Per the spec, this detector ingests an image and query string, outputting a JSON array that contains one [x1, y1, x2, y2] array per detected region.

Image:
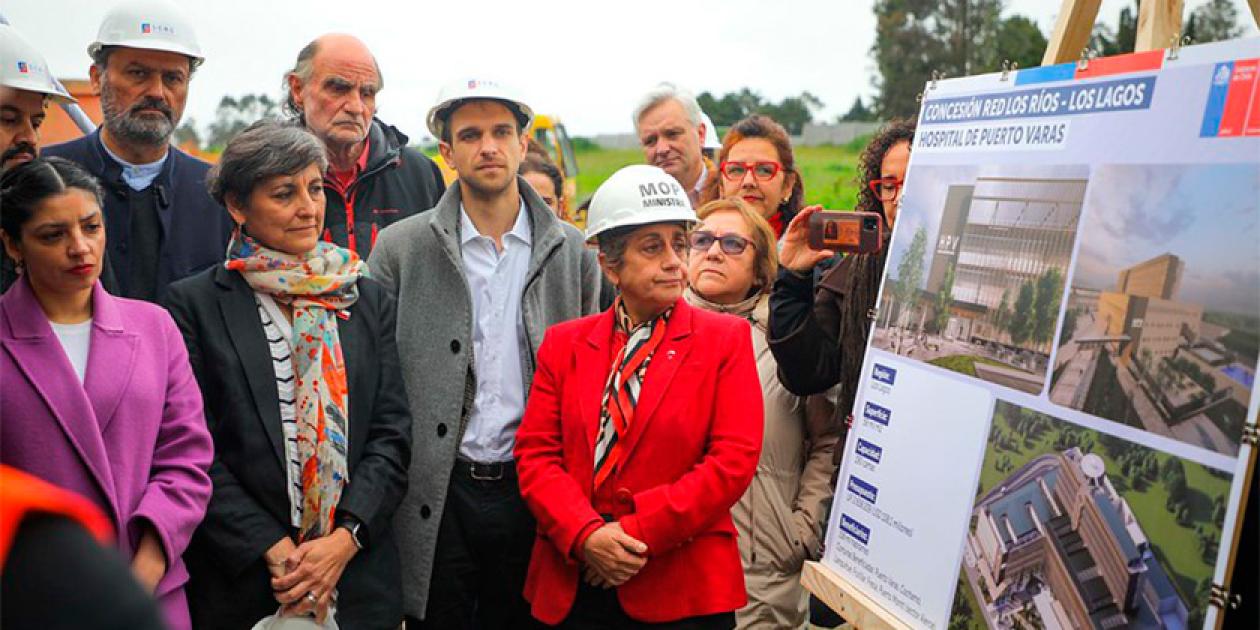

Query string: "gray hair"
[[206, 120, 328, 207], [597, 225, 637, 271], [282, 38, 384, 119], [632, 82, 702, 131], [596, 221, 692, 274]]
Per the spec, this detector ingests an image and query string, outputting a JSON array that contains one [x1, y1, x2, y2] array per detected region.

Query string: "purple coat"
[[1, 278, 213, 630]]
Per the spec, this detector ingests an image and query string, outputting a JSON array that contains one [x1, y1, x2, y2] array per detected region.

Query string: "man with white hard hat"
[[283, 34, 445, 260], [45, 0, 232, 303], [368, 78, 602, 629], [0, 24, 84, 292], [0, 25, 73, 171], [700, 110, 721, 161], [633, 82, 714, 207]]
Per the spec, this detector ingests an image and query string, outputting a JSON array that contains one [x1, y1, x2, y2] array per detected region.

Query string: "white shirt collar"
[[459, 199, 532, 247]]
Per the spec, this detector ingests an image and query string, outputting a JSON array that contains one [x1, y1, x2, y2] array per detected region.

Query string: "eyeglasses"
[[689, 230, 755, 255], [720, 161, 783, 182], [868, 177, 905, 201]]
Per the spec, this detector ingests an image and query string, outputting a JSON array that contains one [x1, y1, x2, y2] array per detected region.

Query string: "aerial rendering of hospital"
[[963, 448, 1188, 629]]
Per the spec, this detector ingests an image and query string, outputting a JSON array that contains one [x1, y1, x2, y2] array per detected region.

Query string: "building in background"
[[1098, 254, 1203, 367], [925, 176, 1086, 350], [40, 79, 99, 146]]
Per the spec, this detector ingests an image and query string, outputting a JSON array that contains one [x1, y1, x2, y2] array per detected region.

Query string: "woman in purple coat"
[[0, 157, 213, 630]]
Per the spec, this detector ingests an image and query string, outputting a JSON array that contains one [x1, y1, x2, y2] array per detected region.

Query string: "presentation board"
[[822, 37, 1260, 630]]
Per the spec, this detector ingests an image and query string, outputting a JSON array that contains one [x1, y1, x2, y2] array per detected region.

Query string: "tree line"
[[174, 1, 1249, 149], [865, 0, 1248, 121]]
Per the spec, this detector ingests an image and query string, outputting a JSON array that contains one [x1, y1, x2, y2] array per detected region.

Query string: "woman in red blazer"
[[515, 165, 764, 629]]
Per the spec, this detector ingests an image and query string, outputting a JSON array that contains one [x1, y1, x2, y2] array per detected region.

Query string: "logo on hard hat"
[[637, 180, 687, 208], [14, 60, 48, 78], [140, 22, 177, 36]]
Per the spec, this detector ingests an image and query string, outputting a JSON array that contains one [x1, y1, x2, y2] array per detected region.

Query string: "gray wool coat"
[[366, 178, 603, 620]]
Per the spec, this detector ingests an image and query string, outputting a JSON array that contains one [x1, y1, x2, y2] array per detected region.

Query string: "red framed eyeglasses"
[[868, 177, 905, 201], [720, 161, 783, 182]]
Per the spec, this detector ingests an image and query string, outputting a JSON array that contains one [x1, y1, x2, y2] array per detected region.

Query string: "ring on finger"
[[306, 592, 319, 605]]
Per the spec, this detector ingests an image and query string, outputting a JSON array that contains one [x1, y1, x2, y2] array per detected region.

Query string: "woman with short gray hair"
[[515, 165, 763, 628], [163, 119, 413, 629]]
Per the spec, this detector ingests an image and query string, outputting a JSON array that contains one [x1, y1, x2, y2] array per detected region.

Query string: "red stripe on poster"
[[1075, 50, 1164, 80], [1220, 59, 1259, 137], [1246, 61, 1260, 136]]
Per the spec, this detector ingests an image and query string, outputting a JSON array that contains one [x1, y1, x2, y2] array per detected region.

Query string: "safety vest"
[[0, 465, 113, 567]]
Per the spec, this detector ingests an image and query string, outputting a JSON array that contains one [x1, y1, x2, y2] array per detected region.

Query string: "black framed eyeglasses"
[[689, 230, 754, 255]]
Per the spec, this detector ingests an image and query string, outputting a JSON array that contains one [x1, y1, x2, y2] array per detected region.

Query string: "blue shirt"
[[99, 141, 168, 191]]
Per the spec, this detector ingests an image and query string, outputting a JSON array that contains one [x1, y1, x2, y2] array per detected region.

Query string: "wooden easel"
[[1043, 0, 1260, 65], [799, 1, 1260, 628], [800, 561, 911, 630]]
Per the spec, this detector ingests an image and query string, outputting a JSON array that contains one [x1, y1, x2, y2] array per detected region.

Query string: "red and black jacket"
[[322, 118, 446, 260]]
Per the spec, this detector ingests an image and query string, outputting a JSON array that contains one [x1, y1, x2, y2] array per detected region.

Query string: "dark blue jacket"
[[44, 130, 233, 301]]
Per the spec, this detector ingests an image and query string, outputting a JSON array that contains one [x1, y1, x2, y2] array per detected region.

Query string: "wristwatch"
[[337, 516, 365, 550]]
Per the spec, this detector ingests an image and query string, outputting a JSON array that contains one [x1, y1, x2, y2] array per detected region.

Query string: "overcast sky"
[[1073, 164, 1260, 315], [7, 0, 1257, 139]]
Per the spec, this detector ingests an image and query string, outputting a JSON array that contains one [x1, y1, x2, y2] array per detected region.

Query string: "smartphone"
[[807, 210, 884, 254]]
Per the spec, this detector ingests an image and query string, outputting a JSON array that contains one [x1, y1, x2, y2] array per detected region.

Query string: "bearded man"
[[45, 0, 232, 301]]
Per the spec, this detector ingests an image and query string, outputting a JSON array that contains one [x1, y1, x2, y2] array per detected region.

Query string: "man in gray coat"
[[367, 79, 602, 628]]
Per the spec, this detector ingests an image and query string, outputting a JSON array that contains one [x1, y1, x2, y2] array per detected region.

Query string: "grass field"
[[976, 402, 1230, 624], [573, 141, 866, 210], [424, 137, 869, 215]]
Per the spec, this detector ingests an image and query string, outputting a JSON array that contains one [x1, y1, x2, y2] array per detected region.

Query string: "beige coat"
[[732, 297, 840, 629]]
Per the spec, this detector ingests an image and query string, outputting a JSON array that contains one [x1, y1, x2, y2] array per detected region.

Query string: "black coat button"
[[420, 505, 432, 519], [450, 339, 461, 353], [437, 423, 447, 437]]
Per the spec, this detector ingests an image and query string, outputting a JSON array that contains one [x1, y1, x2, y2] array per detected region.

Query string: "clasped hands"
[[580, 522, 648, 589], [265, 529, 358, 623]]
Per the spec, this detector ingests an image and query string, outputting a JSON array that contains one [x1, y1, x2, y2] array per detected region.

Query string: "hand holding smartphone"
[[807, 210, 884, 254]]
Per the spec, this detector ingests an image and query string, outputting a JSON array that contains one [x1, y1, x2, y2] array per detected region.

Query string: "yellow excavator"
[[434, 113, 582, 226]]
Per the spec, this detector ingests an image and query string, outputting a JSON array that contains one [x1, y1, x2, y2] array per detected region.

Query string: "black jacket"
[[768, 252, 885, 470], [163, 266, 412, 630], [322, 119, 445, 260], [43, 130, 234, 302]]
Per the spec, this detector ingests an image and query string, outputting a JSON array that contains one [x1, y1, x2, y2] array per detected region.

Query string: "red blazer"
[[515, 298, 763, 625]]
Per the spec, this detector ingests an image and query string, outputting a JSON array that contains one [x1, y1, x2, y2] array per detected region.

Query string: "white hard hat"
[[700, 111, 720, 150], [87, 0, 204, 67], [427, 78, 534, 140], [585, 165, 697, 243], [0, 25, 75, 103]]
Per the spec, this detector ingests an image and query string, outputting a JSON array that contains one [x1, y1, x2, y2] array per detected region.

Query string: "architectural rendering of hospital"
[[963, 448, 1188, 629]]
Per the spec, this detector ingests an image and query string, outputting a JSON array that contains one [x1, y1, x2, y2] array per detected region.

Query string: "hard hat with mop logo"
[[585, 164, 697, 243]]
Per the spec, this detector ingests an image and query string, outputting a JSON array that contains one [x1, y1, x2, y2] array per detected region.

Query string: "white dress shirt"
[[688, 161, 708, 207], [458, 201, 532, 463]]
